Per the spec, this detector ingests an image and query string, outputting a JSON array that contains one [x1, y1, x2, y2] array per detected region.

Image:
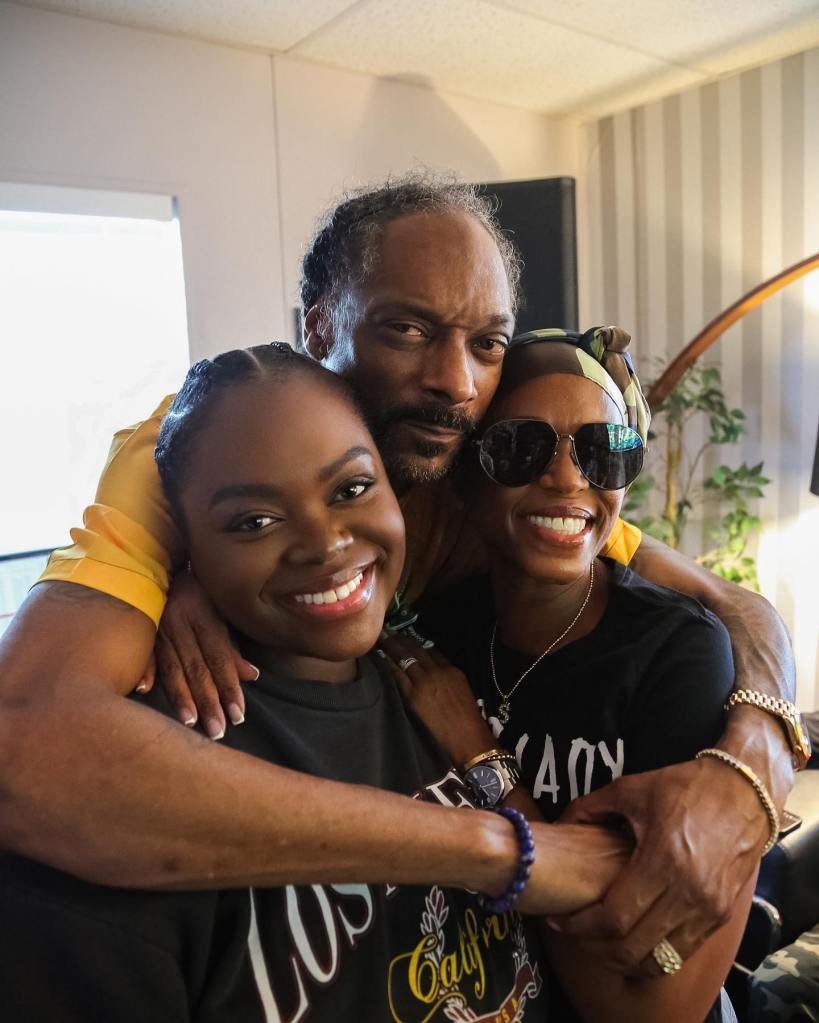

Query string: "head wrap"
[[507, 326, 651, 445]]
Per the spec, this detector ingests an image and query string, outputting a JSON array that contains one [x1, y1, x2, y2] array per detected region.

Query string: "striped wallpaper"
[[581, 46, 819, 708]]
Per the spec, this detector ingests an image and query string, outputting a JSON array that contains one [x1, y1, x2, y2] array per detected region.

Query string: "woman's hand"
[[518, 821, 632, 916], [378, 631, 496, 768], [136, 570, 259, 739]]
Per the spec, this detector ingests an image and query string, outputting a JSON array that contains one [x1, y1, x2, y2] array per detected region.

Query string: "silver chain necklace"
[[490, 561, 596, 726]]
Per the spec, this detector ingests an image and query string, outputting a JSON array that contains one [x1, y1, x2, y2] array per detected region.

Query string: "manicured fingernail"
[[248, 663, 260, 681], [180, 710, 197, 727], [205, 718, 225, 740], [228, 703, 245, 725], [135, 682, 148, 694]]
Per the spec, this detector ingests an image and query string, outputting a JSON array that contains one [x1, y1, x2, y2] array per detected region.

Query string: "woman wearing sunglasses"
[[381, 328, 755, 1023]]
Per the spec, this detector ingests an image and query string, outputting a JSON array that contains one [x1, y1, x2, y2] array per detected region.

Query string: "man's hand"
[[146, 571, 258, 739], [551, 756, 769, 975]]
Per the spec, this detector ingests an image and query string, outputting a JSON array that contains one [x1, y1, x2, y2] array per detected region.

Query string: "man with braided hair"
[[0, 172, 801, 980]]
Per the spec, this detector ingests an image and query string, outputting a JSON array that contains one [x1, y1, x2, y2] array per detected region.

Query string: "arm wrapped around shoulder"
[[36, 396, 182, 625]]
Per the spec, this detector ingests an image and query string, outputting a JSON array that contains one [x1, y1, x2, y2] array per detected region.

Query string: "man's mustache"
[[375, 403, 476, 436]]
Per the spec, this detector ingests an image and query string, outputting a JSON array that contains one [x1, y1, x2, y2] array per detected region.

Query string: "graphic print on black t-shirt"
[[222, 659, 546, 1022], [419, 560, 735, 823], [0, 654, 547, 1023], [241, 767, 543, 1023], [415, 560, 736, 1023]]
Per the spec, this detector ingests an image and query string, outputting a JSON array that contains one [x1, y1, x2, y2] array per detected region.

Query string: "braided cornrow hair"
[[299, 171, 523, 341], [155, 343, 362, 527]]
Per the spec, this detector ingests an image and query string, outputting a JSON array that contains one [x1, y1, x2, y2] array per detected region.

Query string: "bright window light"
[[0, 198, 190, 561]]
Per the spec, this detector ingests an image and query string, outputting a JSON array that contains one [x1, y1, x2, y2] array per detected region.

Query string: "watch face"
[[468, 765, 504, 806]]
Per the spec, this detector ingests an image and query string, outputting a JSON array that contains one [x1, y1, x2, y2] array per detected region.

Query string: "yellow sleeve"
[[600, 517, 642, 565], [35, 396, 182, 627]]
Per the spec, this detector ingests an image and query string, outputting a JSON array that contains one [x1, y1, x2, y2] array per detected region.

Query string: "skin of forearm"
[[717, 705, 794, 816], [543, 872, 757, 1023], [629, 536, 796, 810], [710, 594, 796, 810], [0, 586, 624, 913], [702, 580, 796, 710], [630, 535, 795, 701], [418, 705, 630, 913], [0, 674, 627, 914], [506, 787, 631, 914], [0, 685, 479, 890], [527, 822, 630, 915], [0, 591, 509, 892]]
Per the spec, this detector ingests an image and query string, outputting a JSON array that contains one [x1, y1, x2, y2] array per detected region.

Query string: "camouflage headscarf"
[[507, 326, 651, 445]]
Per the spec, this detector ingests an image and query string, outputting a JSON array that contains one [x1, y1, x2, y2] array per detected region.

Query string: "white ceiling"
[[11, 0, 819, 117]]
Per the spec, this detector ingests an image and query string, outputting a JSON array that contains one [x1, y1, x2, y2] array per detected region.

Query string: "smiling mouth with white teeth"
[[526, 514, 589, 536], [287, 563, 376, 617], [294, 570, 365, 605]]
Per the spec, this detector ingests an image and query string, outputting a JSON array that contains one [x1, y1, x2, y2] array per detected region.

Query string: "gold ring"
[[398, 657, 418, 672], [652, 938, 683, 975]]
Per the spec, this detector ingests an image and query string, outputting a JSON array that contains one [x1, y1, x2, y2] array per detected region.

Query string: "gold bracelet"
[[463, 748, 515, 772], [696, 748, 780, 855]]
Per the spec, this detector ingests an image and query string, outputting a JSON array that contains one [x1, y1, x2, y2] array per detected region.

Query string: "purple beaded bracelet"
[[480, 806, 536, 915]]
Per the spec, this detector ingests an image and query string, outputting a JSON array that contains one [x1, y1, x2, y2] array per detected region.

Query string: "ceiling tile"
[[13, 0, 819, 116], [292, 0, 707, 114], [494, 0, 819, 71], [11, 0, 361, 51], [686, 15, 819, 74]]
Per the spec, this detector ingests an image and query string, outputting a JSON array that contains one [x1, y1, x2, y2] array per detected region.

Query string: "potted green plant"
[[625, 363, 770, 589]]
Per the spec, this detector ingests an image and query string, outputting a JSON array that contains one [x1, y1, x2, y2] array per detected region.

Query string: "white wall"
[[273, 56, 581, 313], [0, 2, 284, 362], [0, 2, 581, 362]]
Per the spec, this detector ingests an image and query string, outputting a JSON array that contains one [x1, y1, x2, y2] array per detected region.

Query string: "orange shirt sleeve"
[[601, 517, 642, 565], [34, 396, 182, 627]]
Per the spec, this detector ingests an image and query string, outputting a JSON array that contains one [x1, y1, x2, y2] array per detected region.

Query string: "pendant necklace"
[[490, 561, 595, 726]]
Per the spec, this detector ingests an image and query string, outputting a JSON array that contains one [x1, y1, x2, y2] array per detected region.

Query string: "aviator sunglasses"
[[476, 418, 644, 491]]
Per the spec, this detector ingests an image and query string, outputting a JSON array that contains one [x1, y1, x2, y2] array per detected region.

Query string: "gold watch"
[[462, 750, 520, 809], [726, 689, 812, 770]]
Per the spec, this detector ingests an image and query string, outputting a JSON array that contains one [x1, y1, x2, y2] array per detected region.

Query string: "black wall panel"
[[479, 176, 578, 334]]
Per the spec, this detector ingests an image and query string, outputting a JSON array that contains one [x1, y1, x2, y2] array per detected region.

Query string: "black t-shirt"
[[0, 654, 548, 1023], [419, 561, 735, 1023], [419, 559, 734, 822]]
